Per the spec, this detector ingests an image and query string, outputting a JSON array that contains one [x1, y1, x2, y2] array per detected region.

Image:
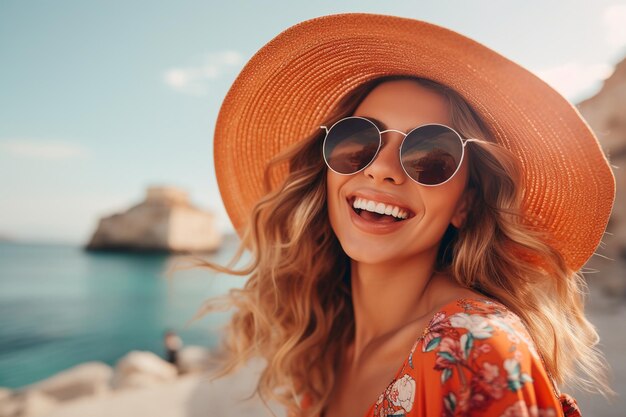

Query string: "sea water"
[[0, 234, 249, 389]]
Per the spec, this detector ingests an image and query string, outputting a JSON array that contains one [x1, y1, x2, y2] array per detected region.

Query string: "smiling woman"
[[175, 12, 616, 417]]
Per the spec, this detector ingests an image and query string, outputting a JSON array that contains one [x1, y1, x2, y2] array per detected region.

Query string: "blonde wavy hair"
[[171, 75, 616, 417]]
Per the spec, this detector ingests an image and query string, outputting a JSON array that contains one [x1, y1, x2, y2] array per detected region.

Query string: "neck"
[[347, 250, 441, 367]]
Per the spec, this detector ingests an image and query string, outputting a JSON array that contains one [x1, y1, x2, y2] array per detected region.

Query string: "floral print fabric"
[[299, 297, 582, 417]]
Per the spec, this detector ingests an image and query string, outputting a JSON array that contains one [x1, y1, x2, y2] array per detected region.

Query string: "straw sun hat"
[[213, 12, 615, 272]]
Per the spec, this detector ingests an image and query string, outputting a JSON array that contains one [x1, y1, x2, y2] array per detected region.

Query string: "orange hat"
[[213, 12, 616, 272]]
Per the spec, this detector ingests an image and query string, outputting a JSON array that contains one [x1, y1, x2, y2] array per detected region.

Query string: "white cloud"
[[163, 50, 245, 96], [604, 4, 626, 49], [0, 139, 90, 160], [533, 62, 614, 102], [529, 4, 626, 103]]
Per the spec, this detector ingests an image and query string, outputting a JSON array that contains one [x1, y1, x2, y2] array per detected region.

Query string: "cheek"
[[421, 173, 467, 216], [326, 171, 344, 228]]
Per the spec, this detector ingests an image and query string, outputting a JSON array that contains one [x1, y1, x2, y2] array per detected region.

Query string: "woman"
[[177, 13, 616, 417]]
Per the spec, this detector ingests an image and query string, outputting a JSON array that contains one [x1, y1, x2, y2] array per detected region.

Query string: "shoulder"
[[419, 297, 537, 351], [402, 297, 566, 416], [415, 297, 541, 374], [420, 299, 539, 376]]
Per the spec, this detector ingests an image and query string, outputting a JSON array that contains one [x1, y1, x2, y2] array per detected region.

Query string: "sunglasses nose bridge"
[[376, 128, 408, 163], [379, 128, 408, 138], [362, 129, 407, 182], [377, 129, 408, 151]]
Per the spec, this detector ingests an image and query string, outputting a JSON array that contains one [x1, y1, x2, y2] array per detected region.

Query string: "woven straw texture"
[[213, 12, 616, 272]]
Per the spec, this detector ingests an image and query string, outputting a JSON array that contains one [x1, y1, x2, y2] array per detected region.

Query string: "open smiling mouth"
[[348, 197, 413, 223]]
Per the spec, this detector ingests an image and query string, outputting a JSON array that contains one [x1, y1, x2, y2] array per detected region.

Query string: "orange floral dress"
[[298, 297, 582, 417]]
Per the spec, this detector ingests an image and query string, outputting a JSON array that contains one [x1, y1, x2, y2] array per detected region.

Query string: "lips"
[[346, 195, 412, 234]]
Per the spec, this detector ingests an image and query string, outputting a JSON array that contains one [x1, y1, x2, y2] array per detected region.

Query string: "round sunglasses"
[[321, 116, 484, 186]]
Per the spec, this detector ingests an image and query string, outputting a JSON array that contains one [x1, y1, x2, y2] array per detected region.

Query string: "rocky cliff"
[[576, 55, 626, 293], [85, 186, 222, 253]]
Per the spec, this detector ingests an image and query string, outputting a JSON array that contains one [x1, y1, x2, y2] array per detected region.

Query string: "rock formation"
[[0, 347, 218, 417], [0, 362, 113, 417], [576, 54, 626, 295], [0, 234, 15, 242], [85, 186, 222, 253], [111, 351, 178, 390]]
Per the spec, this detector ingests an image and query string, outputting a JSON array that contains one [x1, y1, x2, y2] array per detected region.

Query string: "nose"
[[362, 131, 407, 185]]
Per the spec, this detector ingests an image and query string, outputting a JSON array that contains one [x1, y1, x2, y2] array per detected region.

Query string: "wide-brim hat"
[[213, 12, 616, 272]]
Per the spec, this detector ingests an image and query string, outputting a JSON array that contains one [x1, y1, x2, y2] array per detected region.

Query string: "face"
[[326, 79, 475, 264]]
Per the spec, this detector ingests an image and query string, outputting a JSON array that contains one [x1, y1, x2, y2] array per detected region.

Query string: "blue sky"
[[1, 0, 625, 244]]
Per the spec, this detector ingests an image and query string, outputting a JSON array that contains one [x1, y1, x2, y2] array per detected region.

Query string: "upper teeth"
[[352, 197, 409, 220]]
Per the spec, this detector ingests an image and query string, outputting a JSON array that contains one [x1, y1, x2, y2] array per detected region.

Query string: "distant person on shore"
[[163, 329, 182, 373]]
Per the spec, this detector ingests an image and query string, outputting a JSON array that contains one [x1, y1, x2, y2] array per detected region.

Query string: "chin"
[[337, 238, 396, 264]]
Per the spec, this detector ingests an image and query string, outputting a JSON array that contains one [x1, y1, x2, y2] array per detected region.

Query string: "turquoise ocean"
[[0, 235, 248, 389]]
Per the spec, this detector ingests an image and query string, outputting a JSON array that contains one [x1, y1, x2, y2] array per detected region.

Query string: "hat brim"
[[214, 12, 615, 272]]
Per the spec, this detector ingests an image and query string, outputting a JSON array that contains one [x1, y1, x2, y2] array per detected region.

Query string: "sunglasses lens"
[[400, 125, 463, 185], [323, 118, 380, 174]]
